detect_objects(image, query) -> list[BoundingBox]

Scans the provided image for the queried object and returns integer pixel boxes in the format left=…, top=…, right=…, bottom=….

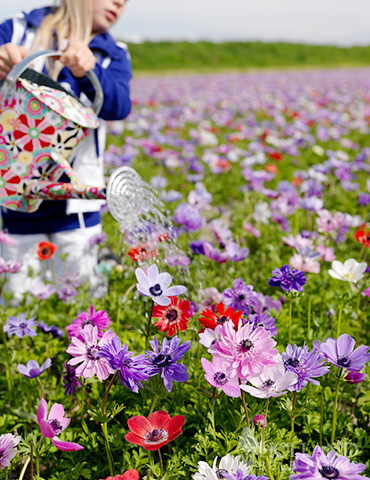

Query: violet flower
left=144, top=336, right=191, bottom=392
left=62, top=363, right=82, bottom=396
left=290, top=445, right=369, bottom=480
left=135, top=264, right=187, bottom=306
left=57, top=285, right=78, bottom=303
left=225, top=242, right=249, bottom=262
left=0, top=433, right=21, bottom=470
left=17, top=359, right=52, bottom=378
left=282, top=344, right=330, bottom=391
left=29, top=279, right=56, bottom=300
left=99, top=334, right=149, bottom=393
left=319, top=334, right=370, bottom=372
left=268, top=265, right=306, bottom=292
left=0, top=258, right=23, bottom=274
left=89, top=232, right=107, bottom=248
left=37, top=321, right=64, bottom=338
left=223, top=278, right=258, bottom=315
left=245, top=312, right=278, bottom=337
left=173, top=203, right=205, bottom=231
left=3, top=314, right=37, bottom=338
left=37, top=398, right=83, bottom=451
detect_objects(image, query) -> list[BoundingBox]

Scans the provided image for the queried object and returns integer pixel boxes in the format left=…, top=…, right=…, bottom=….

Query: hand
left=59, top=39, right=96, bottom=78
left=0, top=43, right=29, bottom=79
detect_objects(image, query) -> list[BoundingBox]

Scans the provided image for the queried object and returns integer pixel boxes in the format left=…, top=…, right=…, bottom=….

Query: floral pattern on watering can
left=0, top=75, right=99, bottom=212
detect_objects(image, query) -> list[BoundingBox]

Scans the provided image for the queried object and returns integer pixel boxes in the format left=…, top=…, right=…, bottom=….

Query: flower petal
left=127, top=415, right=152, bottom=437
left=52, top=437, right=83, bottom=451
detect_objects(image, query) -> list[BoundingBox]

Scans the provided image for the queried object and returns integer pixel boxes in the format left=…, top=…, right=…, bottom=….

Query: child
left=0, top=0, right=131, bottom=303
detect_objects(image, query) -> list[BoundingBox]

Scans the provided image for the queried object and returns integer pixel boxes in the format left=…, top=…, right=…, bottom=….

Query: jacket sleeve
left=0, top=19, right=14, bottom=45
left=76, top=47, right=132, bottom=121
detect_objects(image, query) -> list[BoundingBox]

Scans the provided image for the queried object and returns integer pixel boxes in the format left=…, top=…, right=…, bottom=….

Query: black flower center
left=217, top=315, right=228, bottom=325
left=319, top=465, right=339, bottom=479
left=238, top=294, right=245, bottom=301
left=82, top=319, right=95, bottom=327
left=166, top=310, right=178, bottom=322
left=153, top=354, right=172, bottom=367
left=285, top=358, right=300, bottom=368
left=149, top=283, right=163, bottom=296
left=214, top=371, right=228, bottom=385
left=86, top=345, right=101, bottom=360
left=144, top=428, right=167, bottom=444
left=337, top=356, right=351, bottom=368
left=19, top=322, right=28, bottom=328
left=49, top=419, right=63, bottom=435
left=238, top=339, right=254, bottom=353
left=216, top=469, right=229, bottom=479
left=262, top=379, right=275, bottom=389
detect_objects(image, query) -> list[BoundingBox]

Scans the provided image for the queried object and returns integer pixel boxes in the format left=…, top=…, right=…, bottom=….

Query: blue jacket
left=0, top=7, right=132, bottom=234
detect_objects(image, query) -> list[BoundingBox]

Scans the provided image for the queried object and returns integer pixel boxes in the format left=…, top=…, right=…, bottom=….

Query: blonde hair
left=32, top=0, right=93, bottom=79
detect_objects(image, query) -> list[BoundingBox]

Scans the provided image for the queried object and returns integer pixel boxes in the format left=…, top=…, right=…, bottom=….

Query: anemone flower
left=17, top=358, right=52, bottom=378
left=319, top=334, right=370, bottom=372
left=0, top=433, right=21, bottom=470
left=66, top=325, right=115, bottom=381
left=99, top=471, right=139, bottom=480
left=328, top=258, right=367, bottom=283
left=201, top=357, right=241, bottom=397
left=210, top=320, right=279, bottom=379
left=152, top=296, right=191, bottom=336
left=240, top=360, right=298, bottom=398
left=125, top=410, right=185, bottom=451
left=37, top=241, right=57, bottom=260
left=290, top=445, right=369, bottom=480
left=37, top=398, right=83, bottom=451
left=198, top=302, right=242, bottom=331
left=193, top=454, right=250, bottom=480
left=135, top=264, right=187, bottom=306
left=66, top=305, right=111, bottom=340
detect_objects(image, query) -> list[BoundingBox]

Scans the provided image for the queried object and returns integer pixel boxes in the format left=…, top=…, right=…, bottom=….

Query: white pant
left=2, top=223, right=102, bottom=304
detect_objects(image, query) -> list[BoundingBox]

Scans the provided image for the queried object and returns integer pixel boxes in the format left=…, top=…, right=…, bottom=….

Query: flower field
left=1, top=67, right=370, bottom=479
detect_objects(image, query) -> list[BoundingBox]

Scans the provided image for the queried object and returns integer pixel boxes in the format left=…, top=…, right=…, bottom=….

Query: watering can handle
left=5, top=50, right=104, bottom=115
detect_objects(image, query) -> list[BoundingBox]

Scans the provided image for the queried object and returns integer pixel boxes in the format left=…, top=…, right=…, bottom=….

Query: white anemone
left=328, top=259, right=367, bottom=283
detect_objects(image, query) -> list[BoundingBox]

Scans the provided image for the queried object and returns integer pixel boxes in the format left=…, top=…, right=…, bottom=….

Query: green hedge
left=124, top=41, right=370, bottom=72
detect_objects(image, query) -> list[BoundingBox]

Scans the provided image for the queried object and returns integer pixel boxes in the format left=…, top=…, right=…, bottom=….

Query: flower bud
left=253, top=414, right=267, bottom=428
left=345, top=371, right=366, bottom=384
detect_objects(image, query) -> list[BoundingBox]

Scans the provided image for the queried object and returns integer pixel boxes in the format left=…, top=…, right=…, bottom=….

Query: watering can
left=0, top=51, right=165, bottom=231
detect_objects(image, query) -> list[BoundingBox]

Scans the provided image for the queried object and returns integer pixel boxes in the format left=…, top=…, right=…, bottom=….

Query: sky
left=1, top=1, right=369, bottom=46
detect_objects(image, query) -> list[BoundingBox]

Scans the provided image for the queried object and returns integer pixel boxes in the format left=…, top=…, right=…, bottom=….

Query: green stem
left=288, top=297, right=293, bottom=344
left=145, top=300, right=154, bottom=350
left=149, top=394, right=160, bottom=416
left=261, top=397, right=270, bottom=457
left=78, top=387, right=92, bottom=440
left=18, top=456, right=30, bottom=480
left=307, top=296, right=312, bottom=340
left=102, top=422, right=114, bottom=476
left=290, top=391, right=297, bottom=465
left=158, top=448, right=163, bottom=478
left=331, top=370, right=343, bottom=445
left=102, top=371, right=118, bottom=477
left=319, top=386, right=324, bottom=446
left=336, top=301, right=344, bottom=338
left=239, top=379, right=250, bottom=428
left=103, top=371, right=118, bottom=415
left=265, top=456, right=275, bottom=480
